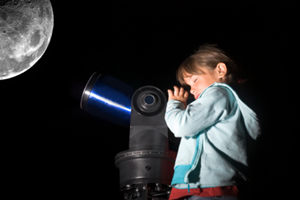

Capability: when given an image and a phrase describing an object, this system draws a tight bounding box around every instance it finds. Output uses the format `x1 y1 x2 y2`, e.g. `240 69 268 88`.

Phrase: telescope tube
80 72 133 127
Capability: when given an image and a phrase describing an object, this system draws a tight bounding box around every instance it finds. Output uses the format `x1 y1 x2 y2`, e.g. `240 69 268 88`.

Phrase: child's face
183 65 223 99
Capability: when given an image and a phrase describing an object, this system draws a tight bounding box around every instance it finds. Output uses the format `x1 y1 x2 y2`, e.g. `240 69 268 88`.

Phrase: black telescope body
80 73 176 200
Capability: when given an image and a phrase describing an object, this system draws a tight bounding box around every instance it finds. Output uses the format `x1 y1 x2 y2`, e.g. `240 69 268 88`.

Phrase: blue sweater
165 83 260 189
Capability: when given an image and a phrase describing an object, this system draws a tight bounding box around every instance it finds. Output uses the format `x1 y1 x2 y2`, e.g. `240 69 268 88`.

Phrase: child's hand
167 86 189 109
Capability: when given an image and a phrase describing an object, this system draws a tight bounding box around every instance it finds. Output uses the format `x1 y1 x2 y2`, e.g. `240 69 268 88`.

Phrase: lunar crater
0 0 53 80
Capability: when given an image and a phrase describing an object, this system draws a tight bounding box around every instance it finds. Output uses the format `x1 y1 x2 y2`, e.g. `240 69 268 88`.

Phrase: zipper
184 172 190 193
184 135 203 194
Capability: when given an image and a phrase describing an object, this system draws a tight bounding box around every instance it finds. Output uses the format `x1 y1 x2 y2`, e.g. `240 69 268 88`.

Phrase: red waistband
169 186 239 200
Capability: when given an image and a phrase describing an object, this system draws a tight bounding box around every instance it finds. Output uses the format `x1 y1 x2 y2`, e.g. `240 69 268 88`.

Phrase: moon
0 0 54 80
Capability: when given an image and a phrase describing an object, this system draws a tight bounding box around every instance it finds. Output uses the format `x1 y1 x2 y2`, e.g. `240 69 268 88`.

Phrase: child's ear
216 62 227 78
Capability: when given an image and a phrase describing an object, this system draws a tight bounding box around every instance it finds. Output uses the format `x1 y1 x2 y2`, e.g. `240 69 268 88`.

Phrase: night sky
1 1 296 199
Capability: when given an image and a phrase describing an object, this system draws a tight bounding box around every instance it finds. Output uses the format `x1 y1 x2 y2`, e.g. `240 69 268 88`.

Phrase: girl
165 44 260 200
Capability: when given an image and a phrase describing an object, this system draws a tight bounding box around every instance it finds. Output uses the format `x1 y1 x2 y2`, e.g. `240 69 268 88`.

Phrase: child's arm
165 86 233 138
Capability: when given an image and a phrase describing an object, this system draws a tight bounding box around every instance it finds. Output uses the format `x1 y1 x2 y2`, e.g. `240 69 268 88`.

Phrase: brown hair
177 44 240 86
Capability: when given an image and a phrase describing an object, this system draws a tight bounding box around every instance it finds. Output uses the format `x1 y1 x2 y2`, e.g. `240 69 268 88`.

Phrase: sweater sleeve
164 86 234 138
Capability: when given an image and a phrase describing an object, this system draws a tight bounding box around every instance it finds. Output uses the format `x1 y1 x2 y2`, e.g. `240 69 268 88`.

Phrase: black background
1 0 297 199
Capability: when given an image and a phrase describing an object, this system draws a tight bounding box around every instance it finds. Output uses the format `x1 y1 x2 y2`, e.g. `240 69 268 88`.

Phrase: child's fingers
173 86 179 96
179 87 186 96
167 89 174 101
184 90 189 99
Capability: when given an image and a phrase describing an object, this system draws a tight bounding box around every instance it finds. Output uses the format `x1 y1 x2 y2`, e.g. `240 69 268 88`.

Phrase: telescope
80 72 176 200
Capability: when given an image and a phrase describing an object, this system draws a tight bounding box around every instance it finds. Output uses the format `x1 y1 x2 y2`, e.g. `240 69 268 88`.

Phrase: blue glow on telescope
81 73 133 127
88 91 131 113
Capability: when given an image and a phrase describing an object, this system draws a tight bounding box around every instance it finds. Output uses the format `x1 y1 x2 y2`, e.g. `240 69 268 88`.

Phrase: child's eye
194 78 198 83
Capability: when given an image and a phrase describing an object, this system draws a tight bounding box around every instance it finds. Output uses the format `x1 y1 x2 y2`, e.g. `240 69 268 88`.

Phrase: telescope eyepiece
144 94 155 105
133 86 166 117
142 94 157 109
